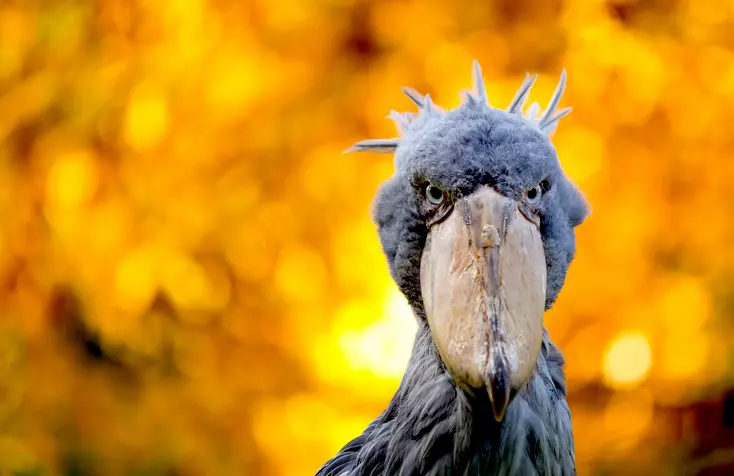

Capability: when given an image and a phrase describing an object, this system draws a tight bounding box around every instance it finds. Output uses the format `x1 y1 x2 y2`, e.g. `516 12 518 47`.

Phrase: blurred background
1 0 734 474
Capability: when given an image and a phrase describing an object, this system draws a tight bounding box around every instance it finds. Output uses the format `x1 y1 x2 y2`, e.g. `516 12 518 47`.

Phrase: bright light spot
46 150 97 210
44 150 98 241
338 288 417 379
113 246 158 314
603 331 652 389
124 84 169 152
160 250 218 317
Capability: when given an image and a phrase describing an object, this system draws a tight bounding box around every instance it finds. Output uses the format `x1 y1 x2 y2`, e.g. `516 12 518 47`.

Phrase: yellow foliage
0 0 733 474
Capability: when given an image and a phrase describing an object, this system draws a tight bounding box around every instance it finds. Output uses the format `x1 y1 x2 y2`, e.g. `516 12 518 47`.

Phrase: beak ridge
420 186 546 421
487 351 511 421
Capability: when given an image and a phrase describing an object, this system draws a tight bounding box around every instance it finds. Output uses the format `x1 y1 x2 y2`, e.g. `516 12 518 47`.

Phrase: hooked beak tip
487 360 511 422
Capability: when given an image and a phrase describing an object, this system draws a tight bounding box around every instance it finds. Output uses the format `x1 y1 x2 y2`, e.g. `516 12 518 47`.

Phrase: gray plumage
402 87 426 109
472 60 488 103
319 62 588 476
345 138 401 154
506 73 537 115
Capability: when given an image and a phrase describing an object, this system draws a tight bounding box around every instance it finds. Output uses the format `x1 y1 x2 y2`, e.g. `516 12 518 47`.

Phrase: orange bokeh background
1 0 734 474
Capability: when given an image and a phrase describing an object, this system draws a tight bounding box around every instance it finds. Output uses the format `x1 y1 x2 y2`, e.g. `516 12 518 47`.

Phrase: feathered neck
331 317 576 476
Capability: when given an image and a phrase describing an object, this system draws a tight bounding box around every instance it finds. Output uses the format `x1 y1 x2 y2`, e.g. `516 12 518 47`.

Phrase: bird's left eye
525 184 543 205
426 184 446 205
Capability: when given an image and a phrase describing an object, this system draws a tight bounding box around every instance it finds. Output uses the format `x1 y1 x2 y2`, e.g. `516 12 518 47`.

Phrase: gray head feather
344 138 400 154
540 107 572 136
525 101 541 121
536 69 570 135
538 69 566 124
401 86 425 109
387 110 410 134
506 73 538 114
472 59 488 103
423 94 436 115
347 62 571 155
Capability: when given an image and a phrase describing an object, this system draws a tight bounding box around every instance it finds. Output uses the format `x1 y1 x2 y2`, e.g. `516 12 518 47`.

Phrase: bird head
347 62 589 422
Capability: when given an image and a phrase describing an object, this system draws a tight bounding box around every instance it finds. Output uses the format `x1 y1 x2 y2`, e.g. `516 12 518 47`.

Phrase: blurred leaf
1 0 734 474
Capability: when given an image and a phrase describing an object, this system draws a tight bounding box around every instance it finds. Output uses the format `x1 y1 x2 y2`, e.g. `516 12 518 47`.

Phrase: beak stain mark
481 225 499 248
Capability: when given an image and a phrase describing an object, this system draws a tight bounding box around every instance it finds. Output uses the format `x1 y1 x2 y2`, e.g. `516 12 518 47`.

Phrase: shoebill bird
317 61 589 476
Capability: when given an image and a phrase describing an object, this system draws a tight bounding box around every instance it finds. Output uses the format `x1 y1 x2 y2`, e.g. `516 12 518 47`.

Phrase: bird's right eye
426 184 446 205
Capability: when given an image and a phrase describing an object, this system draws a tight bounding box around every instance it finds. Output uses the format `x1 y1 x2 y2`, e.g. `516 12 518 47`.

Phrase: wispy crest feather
344 61 571 154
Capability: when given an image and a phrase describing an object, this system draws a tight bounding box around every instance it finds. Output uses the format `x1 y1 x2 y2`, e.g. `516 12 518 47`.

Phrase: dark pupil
527 187 538 200
429 187 442 201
